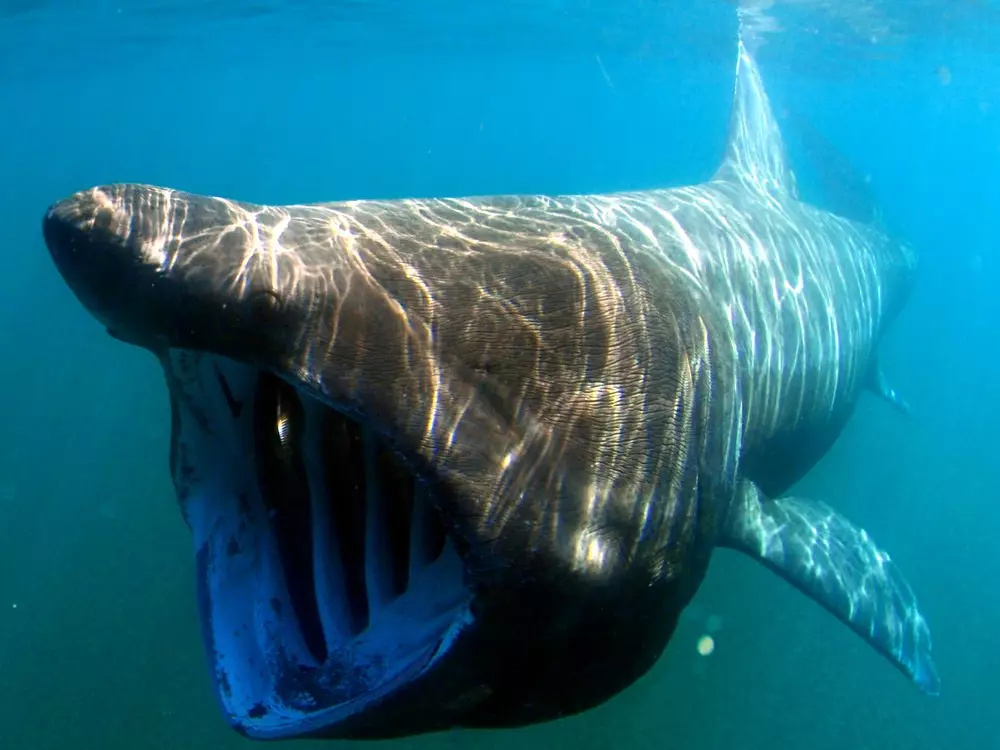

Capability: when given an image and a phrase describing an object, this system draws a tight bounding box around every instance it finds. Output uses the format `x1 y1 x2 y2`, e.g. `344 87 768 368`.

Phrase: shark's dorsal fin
713 27 798 199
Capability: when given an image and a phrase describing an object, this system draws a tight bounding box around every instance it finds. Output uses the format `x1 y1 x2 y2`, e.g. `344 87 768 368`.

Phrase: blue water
1 1 999 748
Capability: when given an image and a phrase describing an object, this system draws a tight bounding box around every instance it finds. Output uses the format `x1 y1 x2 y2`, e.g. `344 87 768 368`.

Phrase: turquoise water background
1 1 998 748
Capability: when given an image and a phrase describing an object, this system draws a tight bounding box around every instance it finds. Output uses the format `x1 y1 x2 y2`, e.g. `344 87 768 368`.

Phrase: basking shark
42 30 935 742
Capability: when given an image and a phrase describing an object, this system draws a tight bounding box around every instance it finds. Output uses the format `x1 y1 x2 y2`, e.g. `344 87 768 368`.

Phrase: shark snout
43 186 154 341
43 184 301 359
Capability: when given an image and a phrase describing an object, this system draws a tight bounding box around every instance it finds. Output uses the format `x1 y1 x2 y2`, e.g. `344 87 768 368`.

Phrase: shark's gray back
257 37 913 501
618 38 918 495
272 162 913 500
614 181 915 494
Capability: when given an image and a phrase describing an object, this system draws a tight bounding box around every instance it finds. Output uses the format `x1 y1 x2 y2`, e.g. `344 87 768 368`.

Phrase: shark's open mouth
167 351 473 740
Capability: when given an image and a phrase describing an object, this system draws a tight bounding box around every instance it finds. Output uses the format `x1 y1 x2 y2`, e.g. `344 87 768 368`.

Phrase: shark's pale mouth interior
173 353 472 740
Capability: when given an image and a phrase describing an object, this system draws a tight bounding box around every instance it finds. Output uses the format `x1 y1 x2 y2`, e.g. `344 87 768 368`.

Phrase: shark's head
43 184 709 740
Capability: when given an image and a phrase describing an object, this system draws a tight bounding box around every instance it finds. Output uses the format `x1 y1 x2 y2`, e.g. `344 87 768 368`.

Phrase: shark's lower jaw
165 351 473 740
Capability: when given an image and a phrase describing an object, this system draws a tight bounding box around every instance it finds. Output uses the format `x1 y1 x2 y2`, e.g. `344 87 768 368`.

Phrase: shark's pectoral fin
719 481 939 695
867 361 913 418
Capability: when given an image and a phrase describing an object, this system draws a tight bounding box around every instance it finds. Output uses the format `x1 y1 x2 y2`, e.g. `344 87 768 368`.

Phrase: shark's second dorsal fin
712 26 797 199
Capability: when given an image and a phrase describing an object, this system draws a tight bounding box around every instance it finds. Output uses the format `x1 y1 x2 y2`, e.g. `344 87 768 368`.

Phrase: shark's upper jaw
170 351 474 739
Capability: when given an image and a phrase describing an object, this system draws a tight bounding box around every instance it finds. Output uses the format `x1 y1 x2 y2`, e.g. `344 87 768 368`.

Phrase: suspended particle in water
696 635 715 656
595 55 614 90
705 614 724 633
936 65 953 86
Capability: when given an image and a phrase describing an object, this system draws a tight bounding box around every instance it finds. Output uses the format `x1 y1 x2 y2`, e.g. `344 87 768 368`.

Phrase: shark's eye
247 286 283 319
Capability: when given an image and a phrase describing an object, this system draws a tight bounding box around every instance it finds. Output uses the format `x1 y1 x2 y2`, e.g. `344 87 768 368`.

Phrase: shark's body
42 31 935 742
